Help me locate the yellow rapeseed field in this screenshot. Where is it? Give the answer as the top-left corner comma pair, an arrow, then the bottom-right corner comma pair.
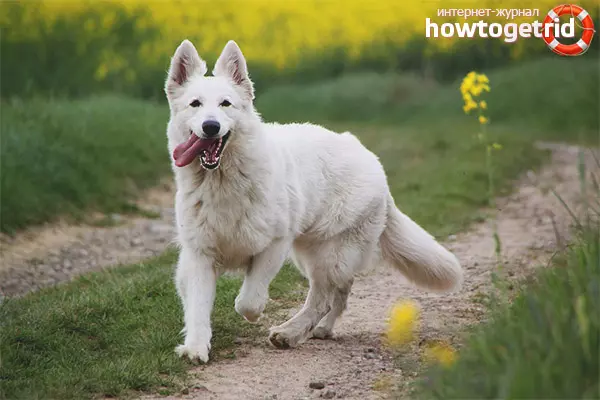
1,0 -> 596,96
4,0 -> 594,69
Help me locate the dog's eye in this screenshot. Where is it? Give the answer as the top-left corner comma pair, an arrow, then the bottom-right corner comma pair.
220,100 -> 232,107
190,100 -> 201,108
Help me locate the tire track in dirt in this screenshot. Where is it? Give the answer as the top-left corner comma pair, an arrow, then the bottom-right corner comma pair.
144,143 -> 597,400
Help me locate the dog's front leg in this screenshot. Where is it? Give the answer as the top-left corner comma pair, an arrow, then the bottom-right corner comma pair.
235,238 -> 292,323
174,248 -> 216,363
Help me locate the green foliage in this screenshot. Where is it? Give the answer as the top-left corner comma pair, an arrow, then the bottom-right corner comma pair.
257,57 -> 600,139
0,96 -> 169,233
416,222 -> 600,399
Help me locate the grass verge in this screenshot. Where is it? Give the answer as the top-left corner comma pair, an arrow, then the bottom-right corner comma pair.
414,217 -> 599,398
0,249 -> 306,399
0,96 -> 169,234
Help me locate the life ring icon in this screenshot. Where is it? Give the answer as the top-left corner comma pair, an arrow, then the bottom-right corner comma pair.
542,4 -> 595,56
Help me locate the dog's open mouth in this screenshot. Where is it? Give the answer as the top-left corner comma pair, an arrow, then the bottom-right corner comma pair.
173,132 -> 230,169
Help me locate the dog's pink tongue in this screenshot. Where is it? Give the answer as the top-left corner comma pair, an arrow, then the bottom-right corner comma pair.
173,135 -> 212,167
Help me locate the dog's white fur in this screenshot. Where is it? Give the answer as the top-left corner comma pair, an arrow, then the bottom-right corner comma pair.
165,40 -> 463,363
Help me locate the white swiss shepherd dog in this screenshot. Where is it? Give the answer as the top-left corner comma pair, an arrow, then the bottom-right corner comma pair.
165,39 -> 463,363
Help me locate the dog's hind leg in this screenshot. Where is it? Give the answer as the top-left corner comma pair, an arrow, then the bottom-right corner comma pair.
268,272 -> 332,349
311,239 -> 378,340
311,280 -> 353,339
268,237 -> 372,348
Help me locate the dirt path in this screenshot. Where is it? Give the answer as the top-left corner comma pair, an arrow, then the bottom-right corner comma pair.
1,143 -> 597,399
0,181 -> 177,297
144,143 -> 597,400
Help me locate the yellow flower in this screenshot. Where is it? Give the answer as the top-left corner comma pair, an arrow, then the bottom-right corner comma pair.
386,300 -> 419,347
424,341 -> 457,368
470,84 -> 485,96
476,73 -> 489,84
492,143 -> 502,150
479,100 -> 487,109
479,116 -> 488,124
463,99 -> 478,114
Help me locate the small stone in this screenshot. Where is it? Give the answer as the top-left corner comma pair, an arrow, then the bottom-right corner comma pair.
234,337 -> 243,345
181,388 -> 189,395
321,389 -> 336,399
309,381 -> 325,390
364,353 -> 377,359
448,234 -> 457,241
131,238 -> 142,246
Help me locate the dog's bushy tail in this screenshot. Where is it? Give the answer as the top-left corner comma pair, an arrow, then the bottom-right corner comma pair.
380,194 -> 463,293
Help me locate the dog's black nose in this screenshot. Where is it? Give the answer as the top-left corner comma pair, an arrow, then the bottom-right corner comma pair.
202,120 -> 220,137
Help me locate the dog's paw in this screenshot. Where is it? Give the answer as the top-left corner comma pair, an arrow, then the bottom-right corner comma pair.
175,343 -> 210,363
235,293 -> 267,323
268,327 -> 304,349
311,326 -> 334,340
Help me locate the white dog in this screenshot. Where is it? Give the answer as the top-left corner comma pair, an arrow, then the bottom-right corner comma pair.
165,40 -> 463,363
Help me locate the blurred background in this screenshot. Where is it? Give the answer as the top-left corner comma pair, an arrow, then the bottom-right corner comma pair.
1,0 -> 598,235
2,0 -> 599,98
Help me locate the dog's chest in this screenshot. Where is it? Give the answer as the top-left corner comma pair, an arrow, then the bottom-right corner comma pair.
176,186 -> 276,266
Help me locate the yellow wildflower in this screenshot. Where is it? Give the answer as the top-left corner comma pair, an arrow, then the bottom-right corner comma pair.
479,116 -> 488,124
463,100 -> 478,114
492,143 -> 502,150
386,300 -> 419,347
424,341 -> 457,368
476,73 -> 489,84
479,100 -> 487,109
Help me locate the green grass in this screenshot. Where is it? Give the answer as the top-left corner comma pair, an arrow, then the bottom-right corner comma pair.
257,57 -> 599,141
0,249 -> 306,399
415,219 -> 600,399
0,96 -> 169,234
1,57 -> 598,398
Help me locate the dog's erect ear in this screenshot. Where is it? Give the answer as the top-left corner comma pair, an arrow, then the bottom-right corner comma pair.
213,40 -> 254,100
165,40 -> 207,98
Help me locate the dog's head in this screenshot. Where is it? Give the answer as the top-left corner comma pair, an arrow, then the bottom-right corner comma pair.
165,40 -> 255,170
